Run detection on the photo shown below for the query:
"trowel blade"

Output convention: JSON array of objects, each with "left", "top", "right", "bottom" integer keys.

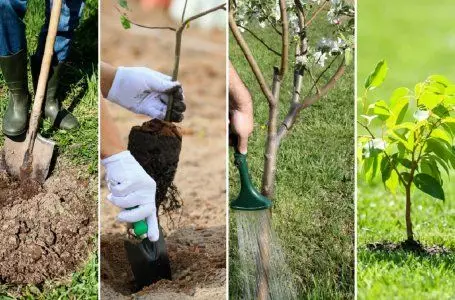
[{"left": 124, "top": 227, "right": 171, "bottom": 290}]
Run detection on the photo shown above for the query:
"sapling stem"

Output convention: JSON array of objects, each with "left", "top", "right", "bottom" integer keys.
[{"left": 116, "top": 2, "right": 226, "bottom": 121}]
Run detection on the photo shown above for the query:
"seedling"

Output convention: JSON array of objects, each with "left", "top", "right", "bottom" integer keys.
[{"left": 358, "top": 60, "right": 455, "bottom": 242}]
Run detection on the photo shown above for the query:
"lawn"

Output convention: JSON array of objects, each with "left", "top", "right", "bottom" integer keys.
[
  {"left": 0, "top": 0, "right": 98, "bottom": 298},
  {"left": 229, "top": 12, "right": 355, "bottom": 300},
  {"left": 357, "top": 0, "right": 455, "bottom": 299}
]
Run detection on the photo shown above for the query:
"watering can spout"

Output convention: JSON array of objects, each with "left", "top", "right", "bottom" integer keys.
[{"left": 230, "top": 152, "right": 272, "bottom": 211}]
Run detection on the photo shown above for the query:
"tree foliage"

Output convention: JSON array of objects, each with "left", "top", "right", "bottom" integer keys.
[{"left": 359, "top": 61, "right": 455, "bottom": 201}]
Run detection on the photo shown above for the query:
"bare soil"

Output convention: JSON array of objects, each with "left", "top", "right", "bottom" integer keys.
[
  {"left": 0, "top": 159, "right": 97, "bottom": 285},
  {"left": 366, "top": 240, "right": 452, "bottom": 255},
  {"left": 101, "top": 3, "right": 226, "bottom": 299}
]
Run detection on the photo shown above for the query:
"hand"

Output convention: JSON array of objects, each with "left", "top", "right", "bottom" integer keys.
[
  {"left": 230, "top": 106, "right": 253, "bottom": 154},
  {"left": 107, "top": 67, "right": 186, "bottom": 122},
  {"left": 101, "top": 150, "right": 159, "bottom": 241}
]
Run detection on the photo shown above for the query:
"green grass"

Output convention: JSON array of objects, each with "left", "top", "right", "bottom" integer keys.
[
  {"left": 358, "top": 0, "right": 455, "bottom": 299},
  {"left": 0, "top": 0, "right": 98, "bottom": 173},
  {"left": 358, "top": 180, "right": 455, "bottom": 299},
  {"left": 229, "top": 15, "right": 355, "bottom": 300},
  {"left": 0, "top": 0, "right": 98, "bottom": 298}
]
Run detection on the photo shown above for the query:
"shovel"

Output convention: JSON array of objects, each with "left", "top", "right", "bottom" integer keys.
[
  {"left": 124, "top": 211, "right": 172, "bottom": 290},
  {"left": 3, "top": 0, "right": 62, "bottom": 183},
  {"left": 230, "top": 135, "right": 272, "bottom": 211}
]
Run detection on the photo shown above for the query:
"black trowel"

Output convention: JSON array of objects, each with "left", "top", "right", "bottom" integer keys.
[{"left": 124, "top": 216, "right": 172, "bottom": 290}]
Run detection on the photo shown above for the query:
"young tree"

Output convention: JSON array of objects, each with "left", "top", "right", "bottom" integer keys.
[
  {"left": 230, "top": 0, "right": 354, "bottom": 199},
  {"left": 230, "top": 0, "right": 354, "bottom": 297},
  {"left": 358, "top": 61, "right": 455, "bottom": 243}
]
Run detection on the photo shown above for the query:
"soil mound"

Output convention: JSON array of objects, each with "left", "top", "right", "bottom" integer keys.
[
  {"left": 101, "top": 226, "right": 226, "bottom": 298},
  {"left": 367, "top": 240, "right": 452, "bottom": 255},
  {"left": 0, "top": 168, "right": 97, "bottom": 285}
]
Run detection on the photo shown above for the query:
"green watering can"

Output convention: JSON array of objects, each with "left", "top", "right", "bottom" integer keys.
[{"left": 230, "top": 141, "right": 272, "bottom": 210}]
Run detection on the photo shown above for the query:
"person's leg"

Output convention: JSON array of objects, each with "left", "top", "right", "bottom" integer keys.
[
  {"left": 0, "top": 0, "right": 30, "bottom": 136},
  {"left": 0, "top": 0, "right": 27, "bottom": 56},
  {"left": 32, "top": 0, "right": 85, "bottom": 130}
]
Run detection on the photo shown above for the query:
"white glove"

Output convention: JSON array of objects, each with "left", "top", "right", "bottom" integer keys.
[
  {"left": 107, "top": 67, "right": 186, "bottom": 122},
  {"left": 101, "top": 150, "right": 159, "bottom": 241}
]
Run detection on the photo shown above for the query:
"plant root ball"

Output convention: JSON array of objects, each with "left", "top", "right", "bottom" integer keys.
[{"left": 128, "top": 119, "right": 183, "bottom": 214}]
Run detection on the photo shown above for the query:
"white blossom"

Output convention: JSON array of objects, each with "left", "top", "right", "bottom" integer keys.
[
  {"left": 313, "top": 51, "right": 327, "bottom": 67},
  {"left": 363, "top": 138, "right": 386, "bottom": 158},
  {"left": 413, "top": 110, "right": 430, "bottom": 121}
]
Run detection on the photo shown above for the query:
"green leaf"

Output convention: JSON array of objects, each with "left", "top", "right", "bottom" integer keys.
[
  {"left": 120, "top": 15, "right": 131, "bottom": 29},
  {"left": 442, "top": 117, "right": 455, "bottom": 137},
  {"left": 373, "top": 100, "right": 391, "bottom": 121},
  {"left": 363, "top": 156, "right": 381, "bottom": 182},
  {"left": 381, "top": 156, "right": 393, "bottom": 183},
  {"left": 428, "top": 75, "right": 450, "bottom": 87},
  {"left": 425, "top": 138, "right": 455, "bottom": 168},
  {"left": 387, "top": 91, "right": 409, "bottom": 127},
  {"left": 388, "top": 130, "right": 413, "bottom": 152},
  {"left": 397, "top": 158, "right": 413, "bottom": 169},
  {"left": 381, "top": 156, "right": 399, "bottom": 193},
  {"left": 365, "top": 60, "right": 388, "bottom": 90},
  {"left": 431, "top": 128, "right": 452, "bottom": 145},
  {"left": 118, "top": 0, "right": 129, "bottom": 9},
  {"left": 420, "top": 158, "right": 442, "bottom": 184},
  {"left": 413, "top": 173, "right": 445, "bottom": 201},
  {"left": 418, "top": 92, "right": 443, "bottom": 110}
]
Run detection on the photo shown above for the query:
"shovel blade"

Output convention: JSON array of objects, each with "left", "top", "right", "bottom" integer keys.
[
  {"left": 124, "top": 227, "right": 171, "bottom": 290},
  {"left": 3, "top": 134, "right": 55, "bottom": 183}
]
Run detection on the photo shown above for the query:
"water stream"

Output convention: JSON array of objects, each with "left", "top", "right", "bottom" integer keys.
[{"left": 235, "top": 210, "right": 297, "bottom": 299}]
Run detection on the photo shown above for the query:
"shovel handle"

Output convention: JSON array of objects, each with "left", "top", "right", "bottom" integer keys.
[
  {"left": 127, "top": 206, "right": 148, "bottom": 238},
  {"left": 24, "top": 0, "right": 62, "bottom": 163}
]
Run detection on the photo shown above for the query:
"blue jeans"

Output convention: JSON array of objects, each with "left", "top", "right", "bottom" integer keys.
[{"left": 0, "top": 0, "right": 84, "bottom": 62}]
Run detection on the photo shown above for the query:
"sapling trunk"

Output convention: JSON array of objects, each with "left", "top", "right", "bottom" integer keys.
[{"left": 405, "top": 185, "right": 414, "bottom": 241}]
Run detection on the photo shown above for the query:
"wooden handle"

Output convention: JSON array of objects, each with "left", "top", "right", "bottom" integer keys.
[{"left": 26, "top": 0, "right": 62, "bottom": 154}]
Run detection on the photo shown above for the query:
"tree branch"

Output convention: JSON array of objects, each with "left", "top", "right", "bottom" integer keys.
[
  {"left": 229, "top": 10, "right": 276, "bottom": 105},
  {"left": 305, "top": 1, "right": 329, "bottom": 27},
  {"left": 306, "top": 54, "right": 340, "bottom": 97},
  {"left": 277, "top": 57, "right": 345, "bottom": 140},
  {"left": 237, "top": 25, "right": 281, "bottom": 57},
  {"left": 179, "top": 3, "right": 226, "bottom": 32},
  {"left": 181, "top": 0, "right": 189, "bottom": 23},
  {"left": 278, "top": 0, "right": 289, "bottom": 78},
  {"left": 302, "top": 57, "right": 345, "bottom": 108},
  {"left": 164, "top": 2, "right": 226, "bottom": 120},
  {"left": 115, "top": 6, "right": 176, "bottom": 31}
]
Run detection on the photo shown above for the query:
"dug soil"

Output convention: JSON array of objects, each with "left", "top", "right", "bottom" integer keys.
[
  {"left": 0, "top": 159, "right": 97, "bottom": 285},
  {"left": 367, "top": 240, "right": 452, "bottom": 255},
  {"left": 101, "top": 3, "right": 226, "bottom": 299}
]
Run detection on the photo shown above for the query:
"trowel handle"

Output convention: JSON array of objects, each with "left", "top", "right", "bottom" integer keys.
[{"left": 126, "top": 206, "right": 148, "bottom": 238}]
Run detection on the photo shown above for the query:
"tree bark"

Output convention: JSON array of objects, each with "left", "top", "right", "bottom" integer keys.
[
  {"left": 261, "top": 68, "right": 281, "bottom": 199},
  {"left": 405, "top": 185, "right": 413, "bottom": 241}
]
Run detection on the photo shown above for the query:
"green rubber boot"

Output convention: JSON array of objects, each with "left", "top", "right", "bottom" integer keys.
[
  {"left": 31, "top": 55, "right": 79, "bottom": 130},
  {"left": 0, "top": 49, "right": 31, "bottom": 136}
]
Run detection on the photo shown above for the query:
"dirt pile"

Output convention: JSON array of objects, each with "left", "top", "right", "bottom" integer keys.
[
  {"left": 0, "top": 167, "right": 97, "bottom": 285},
  {"left": 367, "top": 240, "right": 452, "bottom": 255},
  {"left": 101, "top": 226, "right": 226, "bottom": 299},
  {"left": 129, "top": 119, "right": 183, "bottom": 213}
]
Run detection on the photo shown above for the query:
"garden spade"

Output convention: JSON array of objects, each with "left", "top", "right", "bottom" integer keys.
[
  {"left": 124, "top": 215, "right": 171, "bottom": 290},
  {"left": 3, "top": 0, "right": 61, "bottom": 183},
  {"left": 230, "top": 135, "right": 272, "bottom": 211}
]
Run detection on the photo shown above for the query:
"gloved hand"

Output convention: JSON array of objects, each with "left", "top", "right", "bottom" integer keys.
[
  {"left": 107, "top": 67, "right": 186, "bottom": 122},
  {"left": 101, "top": 150, "right": 159, "bottom": 241}
]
